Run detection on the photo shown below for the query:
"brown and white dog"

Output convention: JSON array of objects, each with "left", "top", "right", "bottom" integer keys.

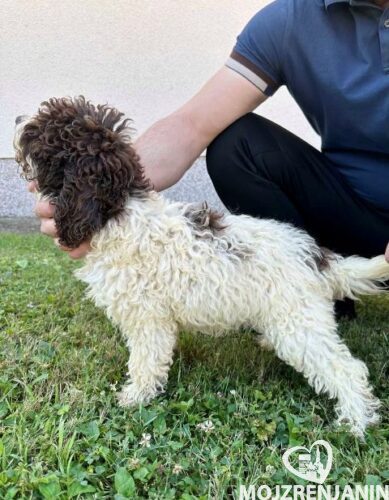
[{"left": 14, "top": 97, "right": 389, "bottom": 436}]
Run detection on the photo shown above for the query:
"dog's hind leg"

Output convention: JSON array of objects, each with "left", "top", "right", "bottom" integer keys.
[
  {"left": 117, "top": 320, "right": 177, "bottom": 407},
  {"left": 257, "top": 300, "right": 380, "bottom": 436}
]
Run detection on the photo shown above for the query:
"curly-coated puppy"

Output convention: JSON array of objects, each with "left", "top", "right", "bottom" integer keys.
[{"left": 14, "top": 97, "right": 389, "bottom": 436}]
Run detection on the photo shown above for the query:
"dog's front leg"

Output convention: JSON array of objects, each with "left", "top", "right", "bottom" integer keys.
[{"left": 117, "top": 321, "right": 177, "bottom": 407}]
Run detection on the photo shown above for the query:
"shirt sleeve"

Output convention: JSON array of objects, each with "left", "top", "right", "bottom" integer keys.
[{"left": 226, "top": 0, "right": 288, "bottom": 96}]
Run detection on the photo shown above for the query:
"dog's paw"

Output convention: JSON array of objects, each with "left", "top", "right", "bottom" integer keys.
[
  {"left": 256, "top": 335, "right": 274, "bottom": 351},
  {"left": 335, "top": 401, "right": 381, "bottom": 438},
  {"left": 117, "top": 384, "right": 157, "bottom": 408}
]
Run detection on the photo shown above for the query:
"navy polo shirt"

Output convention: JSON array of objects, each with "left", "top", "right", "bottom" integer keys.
[{"left": 226, "top": 0, "right": 389, "bottom": 212}]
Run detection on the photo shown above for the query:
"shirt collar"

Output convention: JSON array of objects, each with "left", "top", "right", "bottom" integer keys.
[
  {"left": 324, "top": 0, "right": 380, "bottom": 8},
  {"left": 324, "top": 0, "right": 350, "bottom": 6}
]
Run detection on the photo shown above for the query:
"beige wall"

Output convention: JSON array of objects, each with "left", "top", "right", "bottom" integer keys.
[{"left": 0, "top": 0, "right": 319, "bottom": 158}]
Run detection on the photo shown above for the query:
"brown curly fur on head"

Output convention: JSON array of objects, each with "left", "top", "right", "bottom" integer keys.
[{"left": 14, "top": 96, "right": 150, "bottom": 248}]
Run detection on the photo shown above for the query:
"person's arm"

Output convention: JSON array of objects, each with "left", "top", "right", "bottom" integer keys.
[
  {"left": 32, "top": 66, "right": 267, "bottom": 258},
  {"left": 135, "top": 67, "right": 266, "bottom": 191}
]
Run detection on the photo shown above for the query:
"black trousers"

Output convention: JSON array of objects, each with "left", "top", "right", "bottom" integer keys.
[{"left": 206, "top": 114, "right": 389, "bottom": 258}]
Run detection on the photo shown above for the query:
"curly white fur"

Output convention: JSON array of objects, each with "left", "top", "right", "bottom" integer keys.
[{"left": 75, "top": 191, "right": 388, "bottom": 436}]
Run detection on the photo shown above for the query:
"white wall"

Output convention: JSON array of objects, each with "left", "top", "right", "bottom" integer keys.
[{"left": 0, "top": 0, "right": 319, "bottom": 158}]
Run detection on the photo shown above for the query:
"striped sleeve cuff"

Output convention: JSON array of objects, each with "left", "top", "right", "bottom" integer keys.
[{"left": 225, "top": 50, "right": 279, "bottom": 96}]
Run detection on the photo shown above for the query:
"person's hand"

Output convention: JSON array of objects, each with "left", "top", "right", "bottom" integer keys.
[
  {"left": 385, "top": 242, "right": 389, "bottom": 263},
  {"left": 28, "top": 181, "right": 91, "bottom": 259}
]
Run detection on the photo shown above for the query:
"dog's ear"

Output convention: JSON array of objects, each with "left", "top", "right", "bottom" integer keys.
[{"left": 54, "top": 149, "right": 138, "bottom": 248}]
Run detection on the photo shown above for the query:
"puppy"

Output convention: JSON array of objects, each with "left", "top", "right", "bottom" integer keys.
[{"left": 14, "top": 97, "right": 389, "bottom": 436}]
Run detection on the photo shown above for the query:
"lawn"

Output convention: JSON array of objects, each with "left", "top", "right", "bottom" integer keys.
[{"left": 0, "top": 233, "right": 388, "bottom": 498}]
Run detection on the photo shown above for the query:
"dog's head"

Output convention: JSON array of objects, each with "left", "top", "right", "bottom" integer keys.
[{"left": 14, "top": 96, "right": 150, "bottom": 248}]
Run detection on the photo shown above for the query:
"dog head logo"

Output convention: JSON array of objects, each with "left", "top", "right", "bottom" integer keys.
[{"left": 282, "top": 440, "right": 333, "bottom": 484}]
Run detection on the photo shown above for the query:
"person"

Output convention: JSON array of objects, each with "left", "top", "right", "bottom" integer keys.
[{"left": 31, "top": 0, "right": 389, "bottom": 294}]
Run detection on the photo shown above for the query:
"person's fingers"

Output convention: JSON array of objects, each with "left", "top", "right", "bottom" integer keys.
[
  {"left": 59, "top": 241, "right": 92, "bottom": 260},
  {"left": 28, "top": 179, "right": 91, "bottom": 259},
  {"left": 68, "top": 243, "right": 92, "bottom": 260},
  {"left": 28, "top": 181, "right": 38, "bottom": 193},
  {"left": 385, "top": 242, "right": 389, "bottom": 263},
  {"left": 40, "top": 218, "right": 58, "bottom": 238},
  {"left": 35, "top": 199, "right": 55, "bottom": 218}
]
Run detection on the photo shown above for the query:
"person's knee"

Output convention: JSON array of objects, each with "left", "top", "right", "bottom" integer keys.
[
  {"left": 206, "top": 113, "right": 274, "bottom": 168},
  {"left": 206, "top": 137, "right": 226, "bottom": 185},
  {"left": 206, "top": 113, "right": 255, "bottom": 182},
  {"left": 206, "top": 113, "right": 277, "bottom": 191}
]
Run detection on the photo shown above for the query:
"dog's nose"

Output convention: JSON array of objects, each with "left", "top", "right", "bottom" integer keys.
[{"left": 15, "top": 115, "right": 27, "bottom": 125}]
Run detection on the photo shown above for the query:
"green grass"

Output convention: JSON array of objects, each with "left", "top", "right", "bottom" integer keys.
[{"left": 0, "top": 234, "right": 388, "bottom": 499}]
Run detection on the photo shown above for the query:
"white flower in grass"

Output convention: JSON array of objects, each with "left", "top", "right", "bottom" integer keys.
[
  {"left": 129, "top": 458, "right": 140, "bottom": 469},
  {"left": 109, "top": 382, "right": 117, "bottom": 392},
  {"left": 196, "top": 420, "right": 215, "bottom": 433},
  {"left": 230, "top": 390, "right": 237, "bottom": 396},
  {"left": 139, "top": 433, "right": 152, "bottom": 447},
  {"left": 265, "top": 465, "right": 276, "bottom": 475},
  {"left": 216, "top": 391, "right": 224, "bottom": 398},
  {"left": 172, "top": 464, "right": 183, "bottom": 475}
]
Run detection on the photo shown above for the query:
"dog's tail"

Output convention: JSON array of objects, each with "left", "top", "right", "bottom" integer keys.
[{"left": 328, "top": 254, "right": 389, "bottom": 300}]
